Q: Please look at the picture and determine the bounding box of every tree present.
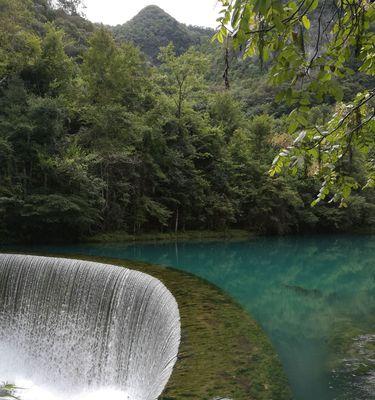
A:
[78,28,165,231]
[209,91,244,140]
[23,24,73,96]
[249,113,276,162]
[55,0,84,16]
[0,0,41,81]
[158,43,209,120]
[81,28,148,108]
[215,0,375,205]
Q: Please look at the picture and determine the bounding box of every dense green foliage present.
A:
[0,1,373,243]
[216,0,375,205]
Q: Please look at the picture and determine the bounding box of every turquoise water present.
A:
[5,235,375,400]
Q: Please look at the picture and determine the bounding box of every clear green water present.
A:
[7,235,375,400]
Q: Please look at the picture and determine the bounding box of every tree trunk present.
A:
[175,208,179,233]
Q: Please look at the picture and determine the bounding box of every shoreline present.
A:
[2,228,374,247]
[85,229,253,244]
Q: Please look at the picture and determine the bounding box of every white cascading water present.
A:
[0,254,180,400]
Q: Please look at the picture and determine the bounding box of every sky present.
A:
[83,0,221,28]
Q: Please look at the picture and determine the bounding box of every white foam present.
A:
[13,380,129,400]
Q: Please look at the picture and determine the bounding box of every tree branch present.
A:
[303,90,375,151]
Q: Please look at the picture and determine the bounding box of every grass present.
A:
[44,253,292,400]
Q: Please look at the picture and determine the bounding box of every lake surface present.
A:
[6,235,375,400]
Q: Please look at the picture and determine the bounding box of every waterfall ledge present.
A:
[0,254,180,400]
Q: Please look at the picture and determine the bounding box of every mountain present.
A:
[111,5,214,62]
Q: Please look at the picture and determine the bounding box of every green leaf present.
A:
[319,72,331,82]
[302,15,310,30]
[342,185,352,198]
[310,0,319,11]
[288,119,299,133]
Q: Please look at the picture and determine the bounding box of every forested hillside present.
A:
[0,0,373,243]
[111,5,214,62]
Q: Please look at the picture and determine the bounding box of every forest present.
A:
[0,0,374,243]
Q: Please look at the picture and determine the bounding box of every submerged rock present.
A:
[283,284,323,298]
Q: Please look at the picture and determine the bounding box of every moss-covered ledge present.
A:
[9,253,292,399]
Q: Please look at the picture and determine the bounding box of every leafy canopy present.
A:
[215,0,375,206]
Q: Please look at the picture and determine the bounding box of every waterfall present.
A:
[0,254,180,400]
